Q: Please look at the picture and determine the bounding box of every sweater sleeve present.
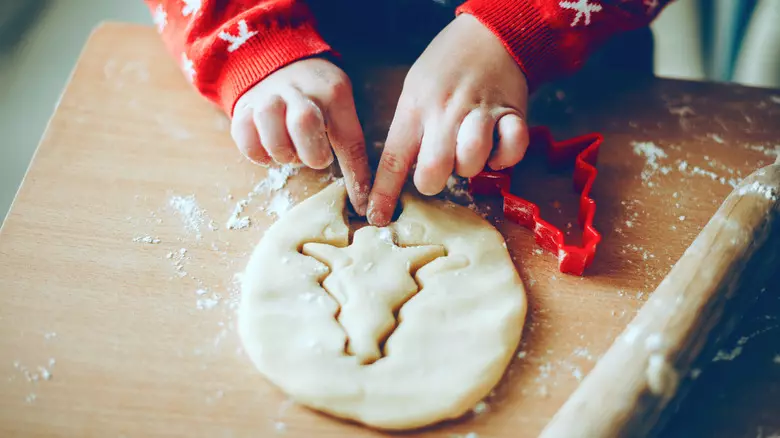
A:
[456,0,674,89]
[144,0,333,115]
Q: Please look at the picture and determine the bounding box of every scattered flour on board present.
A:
[224,164,302,227]
[745,144,780,158]
[169,195,207,239]
[254,164,300,193]
[631,142,668,185]
[196,290,221,310]
[13,359,56,384]
[266,190,294,217]
[717,325,780,365]
[226,200,251,230]
[132,235,161,244]
[712,336,753,362]
[708,134,725,144]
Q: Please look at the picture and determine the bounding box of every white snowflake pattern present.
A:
[181,0,201,17]
[559,0,603,26]
[644,0,659,13]
[218,20,258,53]
[153,4,167,32]
[181,52,196,83]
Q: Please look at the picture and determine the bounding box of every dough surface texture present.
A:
[239,180,527,430]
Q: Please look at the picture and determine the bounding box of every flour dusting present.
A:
[169,195,206,239]
[132,235,161,244]
[255,165,300,192]
[224,164,302,226]
[266,190,294,217]
[632,142,668,184]
[226,200,251,230]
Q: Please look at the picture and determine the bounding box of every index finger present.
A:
[325,94,372,216]
[367,106,422,226]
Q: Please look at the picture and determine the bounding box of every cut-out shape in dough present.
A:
[303,227,445,364]
[239,180,527,430]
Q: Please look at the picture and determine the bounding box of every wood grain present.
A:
[0,23,778,438]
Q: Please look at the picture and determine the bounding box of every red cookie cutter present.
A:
[469,126,603,276]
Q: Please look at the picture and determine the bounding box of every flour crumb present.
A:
[712,346,743,362]
[473,401,489,415]
[773,355,780,364]
[226,199,251,230]
[169,194,206,238]
[44,332,57,340]
[257,164,300,192]
[25,393,36,404]
[679,216,686,221]
[632,141,668,184]
[274,421,287,432]
[196,292,221,310]
[709,134,725,144]
[517,351,528,359]
[38,367,51,381]
[669,106,695,117]
[746,144,780,158]
[572,367,584,381]
[573,347,593,360]
[625,220,633,228]
[690,368,702,379]
[132,235,161,244]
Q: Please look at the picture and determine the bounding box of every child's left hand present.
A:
[368,14,530,226]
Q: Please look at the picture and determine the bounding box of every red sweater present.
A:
[145,0,672,116]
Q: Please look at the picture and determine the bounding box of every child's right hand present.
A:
[231,58,372,216]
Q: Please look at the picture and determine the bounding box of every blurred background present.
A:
[0,0,778,220]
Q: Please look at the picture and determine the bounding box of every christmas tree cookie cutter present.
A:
[469,126,603,276]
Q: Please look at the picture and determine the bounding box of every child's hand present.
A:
[367,14,530,226]
[231,58,372,215]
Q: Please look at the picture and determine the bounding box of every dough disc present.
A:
[239,180,527,430]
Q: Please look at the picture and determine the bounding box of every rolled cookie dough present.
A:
[238,180,527,430]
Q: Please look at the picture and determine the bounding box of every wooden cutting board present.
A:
[0,23,778,438]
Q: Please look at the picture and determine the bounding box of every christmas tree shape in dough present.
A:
[302,226,445,365]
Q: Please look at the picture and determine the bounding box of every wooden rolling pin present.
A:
[540,156,780,438]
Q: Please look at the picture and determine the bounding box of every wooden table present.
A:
[0,23,778,437]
